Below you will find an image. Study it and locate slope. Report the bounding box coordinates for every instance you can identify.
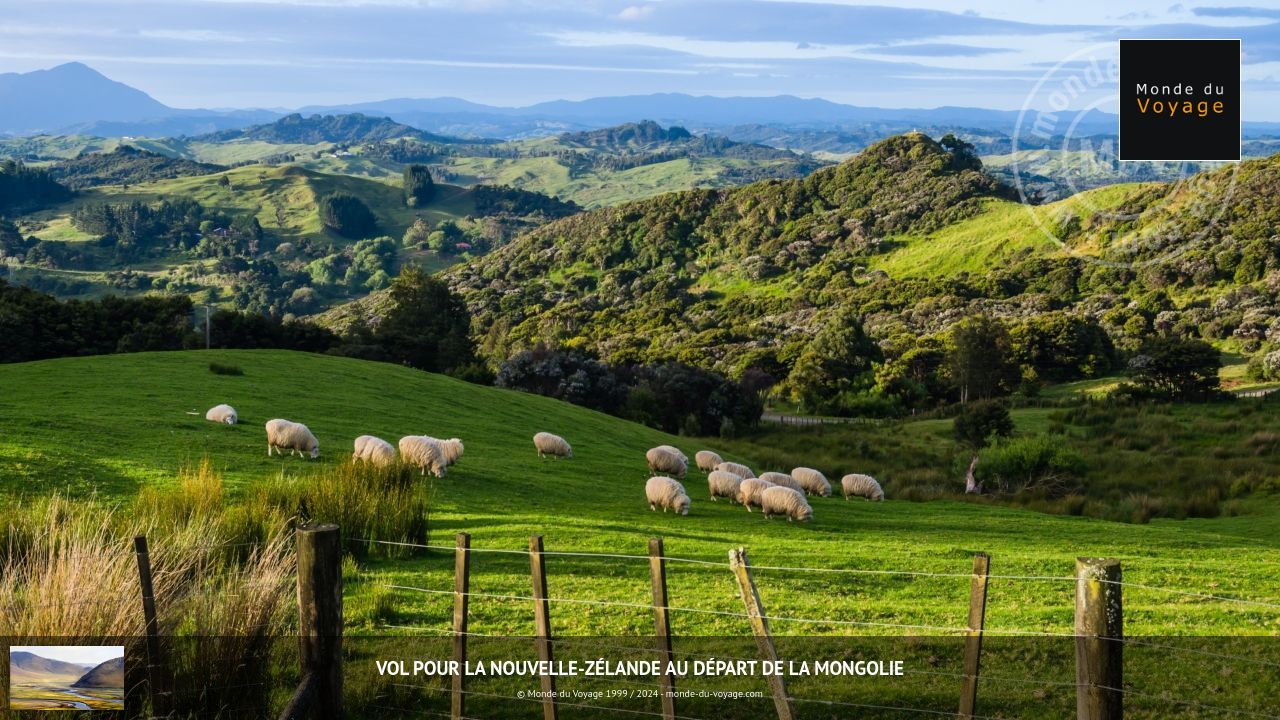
[71,657,125,688]
[0,349,1277,643]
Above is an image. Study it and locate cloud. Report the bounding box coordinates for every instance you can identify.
[868,43,1015,57]
[1192,6,1280,19]
[618,5,654,21]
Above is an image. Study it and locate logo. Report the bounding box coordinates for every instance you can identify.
[1120,39,1241,161]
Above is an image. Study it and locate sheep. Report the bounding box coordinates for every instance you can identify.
[759,471,804,493]
[399,435,449,477]
[265,419,319,459]
[645,476,690,516]
[760,486,813,522]
[646,446,688,478]
[716,461,756,479]
[205,404,238,425]
[791,467,832,497]
[533,432,573,459]
[353,435,396,467]
[841,473,884,502]
[707,470,743,503]
[695,450,723,473]
[439,438,465,466]
[737,477,776,512]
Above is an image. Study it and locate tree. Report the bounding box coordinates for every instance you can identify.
[318,192,377,239]
[403,164,434,207]
[944,314,1020,403]
[1127,336,1221,401]
[953,399,1014,493]
[787,307,881,412]
[373,265,476,372]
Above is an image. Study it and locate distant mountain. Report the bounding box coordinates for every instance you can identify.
[72,656,124,688]
[49,145,225,189]
[61,110,283,139]
[560,120,694,148]
[8,651,96,682]
[0,63,173,134]
[195,113,471,145]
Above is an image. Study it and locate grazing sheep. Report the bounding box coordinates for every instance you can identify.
[716,461,756,479]
[353,435,396,467]
[439,438,465,466]
[760,486,813,522]
[695,450,723,473]
[645,476,691,515]
[205,404,238,425]
[737,478,776,512]
[759,471,804,493]
[533,432,573,459]
[646,446,688,478]
[399,435,449,477]
[707,470,743,503]
[791,467,832,497]
[841,474,884,502]
[265,419,319,459]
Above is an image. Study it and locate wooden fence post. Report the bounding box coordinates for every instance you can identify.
[728,547,795,720]
[134,535,169,717]
[529,535,558,720]
[297,523,343,720]
[958,552,990,719]
[452,533,471,720]
[648,538,677,720]
[1075,558,1122,720]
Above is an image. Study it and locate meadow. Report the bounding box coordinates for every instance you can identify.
[2,350,1278,717]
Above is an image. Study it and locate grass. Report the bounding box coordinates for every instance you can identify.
[2,349,1277,717]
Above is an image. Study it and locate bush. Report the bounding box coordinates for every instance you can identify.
[971,435,1087,496]
[209,362,244,376]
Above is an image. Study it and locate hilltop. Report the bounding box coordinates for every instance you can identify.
[48,145,225,189]
[195,113,473,145]
[72,658,124,688]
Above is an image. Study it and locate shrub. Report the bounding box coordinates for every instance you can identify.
[209,361,244,376]
[971,435,1087,496]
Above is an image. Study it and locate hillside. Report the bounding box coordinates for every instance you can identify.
[48,145,225,189]
[71,657,125,688]
[0,63,170,135]
[8,652,94,683]
[1,349,1278,644]
[196,113,471,145]
[443,133,1280,406]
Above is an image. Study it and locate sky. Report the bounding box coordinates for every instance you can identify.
[1,0,1279,117]
[11,645,124,666]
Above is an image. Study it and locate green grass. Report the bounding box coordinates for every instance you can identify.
[1,349,1278,644]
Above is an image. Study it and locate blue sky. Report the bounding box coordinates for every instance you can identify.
[12,645,123,666]
[1,1,1278,117]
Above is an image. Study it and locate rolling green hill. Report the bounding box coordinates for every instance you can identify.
[1,348,1278,647]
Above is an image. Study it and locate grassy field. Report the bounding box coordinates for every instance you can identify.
[2,349,1277,718]
[1,349,1277,641]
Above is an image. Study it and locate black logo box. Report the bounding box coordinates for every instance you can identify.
[1119,39,1241,162]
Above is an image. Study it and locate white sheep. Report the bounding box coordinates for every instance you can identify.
[645,476,691,515]
[737,477,776,512]
[760,486,813,522]
[841,473,884,502]
[439,438,465,466]
[533,432,573,459]
[791,467,832,497]
[353,435,396,467]
[759,471,804,493]
[695,450,723,473]
[646,446,688,478]
[205,404,238,425]
[399,435,449,477]
[265,419,319,459]
[707,470,742,503]
[716,461,755,479]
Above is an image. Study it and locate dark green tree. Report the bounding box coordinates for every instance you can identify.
[953,399,1014,493]
[403,164,434,207]
[944,314,1020,403]
[373,265,476,372]
[318,192,377,239]
[1128,336,1221,401]
[787,307,882,412]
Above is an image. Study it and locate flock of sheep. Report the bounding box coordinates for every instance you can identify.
[206,404,465,476]
[203,407,881,524]
[641,446,883,523]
